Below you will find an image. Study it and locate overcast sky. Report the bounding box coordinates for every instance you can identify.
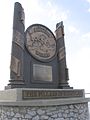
[0,0,90,92]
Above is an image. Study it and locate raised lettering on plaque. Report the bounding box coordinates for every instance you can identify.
[33,64,52,81]
[25,24,56,61]
[22,90,84,100]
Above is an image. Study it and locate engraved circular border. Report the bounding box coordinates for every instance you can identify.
[25,24,56,62]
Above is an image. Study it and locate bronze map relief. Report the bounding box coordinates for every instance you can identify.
[25,25,56,61]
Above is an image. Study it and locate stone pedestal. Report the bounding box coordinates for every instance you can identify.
[0,88,90,120]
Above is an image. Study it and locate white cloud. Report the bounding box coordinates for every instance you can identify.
[86,0,90,12]
[68,31,90,92]
[68,25,79,34]
[82,32,90,39]
[69,47,90,92]
[88,8,90,12]
[86,0,90,3]
[20,0,70,31]
[81,32,90,46]
[0,0,70,90]
[46,1,69,22]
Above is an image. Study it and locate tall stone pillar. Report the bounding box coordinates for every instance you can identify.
[7,2,25,88]
[56,21,70,89]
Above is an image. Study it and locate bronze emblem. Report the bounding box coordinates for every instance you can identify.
[25,24,56,61]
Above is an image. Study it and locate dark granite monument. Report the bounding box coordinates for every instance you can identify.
[1,3,89,120]
[6,2,71,89]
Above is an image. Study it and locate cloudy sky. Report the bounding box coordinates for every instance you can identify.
[0,0,90,92]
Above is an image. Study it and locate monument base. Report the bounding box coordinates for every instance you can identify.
[0,88,90,120]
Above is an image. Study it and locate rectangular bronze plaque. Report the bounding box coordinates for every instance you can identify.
[22,90,84,100]
[33,64,52,81]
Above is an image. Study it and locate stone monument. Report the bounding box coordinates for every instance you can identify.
[0,2,90,120]
[6,2,70,89]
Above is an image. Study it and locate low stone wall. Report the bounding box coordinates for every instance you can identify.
[0,102,89,120]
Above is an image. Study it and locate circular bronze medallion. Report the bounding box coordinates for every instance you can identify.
[25,24,56,61]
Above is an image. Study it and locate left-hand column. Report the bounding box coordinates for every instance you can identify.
[6,2,25,89]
